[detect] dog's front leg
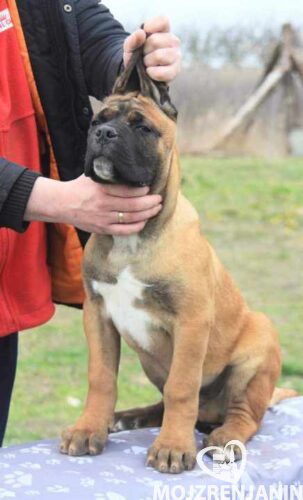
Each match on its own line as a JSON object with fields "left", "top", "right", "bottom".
{"left": 147, "top": 316, "right": 209, "bottom": 473}
{"left": 60, "top": 296, "right": 120, "bottom": 456}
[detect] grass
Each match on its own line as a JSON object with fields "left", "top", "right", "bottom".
{"left": 5, "top": 156, "right": 303, "bottom": 446}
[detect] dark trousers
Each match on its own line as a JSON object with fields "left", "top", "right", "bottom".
{"left": 0, "top": 333, "right": 18, "bottom": 446}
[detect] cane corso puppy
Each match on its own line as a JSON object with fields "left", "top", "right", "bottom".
{"left": 60, "top": 48, "right": 296, "bottom": 474}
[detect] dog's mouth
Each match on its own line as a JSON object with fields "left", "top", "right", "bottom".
{"left": 93, "top": 156, "right": 115, "bottom": 183}
{"left": 91, "top": 155, "right": 150, "bottom": 188}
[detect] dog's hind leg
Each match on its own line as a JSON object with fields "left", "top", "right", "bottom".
{"left": 110, "top": 401, "right": 164, "bottom": 432}
{"left": 203, "top": 313, "right": 281, "bottom": 459}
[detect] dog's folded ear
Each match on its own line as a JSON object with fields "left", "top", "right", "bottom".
{"left": 113, "top": 45, "right": 178, "bottom": 122}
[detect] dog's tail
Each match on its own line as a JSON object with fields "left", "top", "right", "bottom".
{"left": 269, "top": 387, "right": 299, "bottom": 406}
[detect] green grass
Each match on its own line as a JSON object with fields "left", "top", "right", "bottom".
{"left": 5, "top": 156, "right": 303, "bottom": 445}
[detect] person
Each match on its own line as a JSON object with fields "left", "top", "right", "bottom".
{"left": 0, "top": 0, "right": 181, "bottom": 446}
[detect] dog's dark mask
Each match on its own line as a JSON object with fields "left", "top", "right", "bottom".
{"left": 84, "top": 45, "right": 178, "bottom": 188}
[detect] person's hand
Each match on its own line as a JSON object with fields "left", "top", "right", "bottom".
{"left": 24, "top": 175, "right": 162, "bottom": 235}
{"left": 123, "top": 16, "right": 181, "bottom": 83}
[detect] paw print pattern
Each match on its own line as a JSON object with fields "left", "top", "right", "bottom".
{"left": 263, "top": 458, "right": 292, "bottom": 471}
{"left": 68, "top": 456, "right": 93, "bottom": 465}
{"left": 80, "top": 477, "right": 95, "bottom": 488}
{"left": 20, "top": 463, "right": 41, "bottom": 470}
{"left": 0, "top": 398, "right": 303, "bottom": 497}
{"left": 280, "top": 425, "right": 301, "bottom": 437}
{"left": 0, "top": 463, "right": 10, "bottom": 470}
{"left": 274, "top": 442, "right": 299, "bottom": 451}
{"left": 247, "top": 449, "right": 261, "bottom": 456}
{"left": 46, "top": 485, "right": 70, "bottom": 494}
{"left": 3, "top": 470, "right": 32, "bottom": 488}
{"left": 0, "top": 488, "right": 16, "bottom": 499}
{"left": 253, "top": 434, "right": 274, "bottom": 442}
{"left": 20, "top": 447, "right": 51, "bottom": 456}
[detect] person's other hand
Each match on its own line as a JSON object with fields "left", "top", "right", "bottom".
{"left": 24, "top": 175, "right": 162, "bottom": 236}
{"left": 123, "top": 16, "right": 181, "bottom": 83}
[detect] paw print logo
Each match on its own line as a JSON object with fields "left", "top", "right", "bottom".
{"left": 20, "top": 447, "right": 51, "bottom": 455}
{"left": 247, "top": 449, "right": 261, "bottom": 456}
{"left": 264, "top": 458, "right": 292, "bottom": 471}
{"left": 68, "top": 456, "right": 93, "bottom": 465}
{"left": 274, "top": 442, "right": 299, "bottom": 451}
{"left": 95, "top": 493, "right": 126, "bottom": 500}
{"left": 280, "top": 425, "right": 301, "bottom": 437}
{"left": 113, "top": 465, "right": 134, "bottom": 473}
{"left": 0, "top": 463, "right": 10, "bottom": 470}
{"left": 99, "top": 471, "right": 114, "bottom": 478}
{"left": 0, "top": 488, "right": 16, "bottom": 498}
{"left": 20, "top": 463, "right": 41, "bottom": 470}
{"left": 104, "top": 478, "right": 126, "bottom": 485}
{"left": 80, "top": 477, "right": 95, "bottom": 488}
{"left": 2, "top": 454, "right": 15, "bottom": 460}
{"left": 253, "top": 434, "right": 274, "bottom": 442}
{"left": 45, "top": 459, "right": 61, "bottom": 466}
{"left": 46, "top": 485, "right": 70, "bottom": 494}
{"left": 4, "top": 471, "right": 32, "bottom": 488}
{"left": 136, "top": 477, "right": 163, "bottom": 487}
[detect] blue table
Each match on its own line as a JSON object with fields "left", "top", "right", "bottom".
{"left": 0, "top": 397, "right": 302, "bottom": 499}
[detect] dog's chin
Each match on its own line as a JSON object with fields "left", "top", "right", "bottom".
{"left": 89, "top": 156, "right": 153, "bottom": 188}
{"left": 92, "top": 156, "right": 115, "bottom": 183}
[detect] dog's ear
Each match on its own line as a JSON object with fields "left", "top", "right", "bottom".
{"left": 113, "top": 46, "right": 178, "bottom": 122}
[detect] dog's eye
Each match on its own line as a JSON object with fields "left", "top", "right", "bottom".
{"left": 91, "top": 119, "right": 99, "bottom": 127}
{"left": 136, "top": 125, "right": 152, "bottom": 134}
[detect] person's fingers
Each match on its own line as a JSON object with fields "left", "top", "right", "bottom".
{"left": 123, "top": 29, "right": 146, "bottom": 67}
{"left": 144, "top": 47, "right": 181, "bottom": 68}
{"left": 146, "top": 62, "right": 181, "bottom": 82}
{"left": 143, "top": 16, "right": 170, "bottom": 35}
{"left": 101, "top": 184, "right": 149, "bottom": 198}
{"left": 106, "top": 194, "right": 162, "bottom": 213}
{"left": 109, "top": 204, "right": 162, "bottom": 225}
{"left": 109, "top": 221, "right": 147, "bottom": 236}
{"left": 143, "top": 32, "right": 180, "bottom": 56}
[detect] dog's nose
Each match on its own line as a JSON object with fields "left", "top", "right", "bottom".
{"left": 95, "top": 125, "right": 118, "bottom": 143}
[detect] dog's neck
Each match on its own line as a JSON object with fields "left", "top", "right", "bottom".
{"left": 141, "top": 144, "right": 180, "bottom": 240}
{"left": 104, "top": 145, "right": 180, "bottom": 256}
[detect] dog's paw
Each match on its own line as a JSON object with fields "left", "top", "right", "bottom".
{"left": 146, "top": 438, "right": 197, "bottom": 474}
{"left": 60, "top": 426, "right": 108, "bottom": 456}
{"left": 203, "top": 428, "right": 243, "bottom": 461}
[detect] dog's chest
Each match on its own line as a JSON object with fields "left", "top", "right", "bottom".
{"left": 92, "top": 267, "right": 154, "bottom": 351}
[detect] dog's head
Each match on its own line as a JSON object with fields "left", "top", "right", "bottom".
{"left": 84, "top": 46, "right": 178, "bottom": 190}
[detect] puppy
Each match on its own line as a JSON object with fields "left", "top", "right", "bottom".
{"left": 60, "top": 48, "right": 296, "bottom": 474}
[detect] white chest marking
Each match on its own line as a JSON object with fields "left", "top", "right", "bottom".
{"left": 92, "top": 267, "right": 153, "bottom": 351}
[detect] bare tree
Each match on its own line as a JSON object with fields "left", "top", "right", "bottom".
{"left": 178, "top": 25, "right": 297, "bottom": 68}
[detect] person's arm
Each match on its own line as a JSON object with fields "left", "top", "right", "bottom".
{"left": 0, "top": 159, "right": 162, "bottom": 235}
{"left": 23, "top": 175, "right": 162, "bottom": 236}
{"left": 0, "top": 158, "right": 40, "bottom": 232}
{"left": 74, "top": 0, "right": 127, "bottom": 99}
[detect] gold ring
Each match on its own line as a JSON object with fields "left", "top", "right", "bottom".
{"left": 117, "top": 212, "right": 124, "bottom": 224}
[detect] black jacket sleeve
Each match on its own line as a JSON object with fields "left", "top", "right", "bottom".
{"left": 0, "top": 158, "right": 40, "bottom": 232}
{"left": 75, "top": 0, "right": 128, "bottom": 99}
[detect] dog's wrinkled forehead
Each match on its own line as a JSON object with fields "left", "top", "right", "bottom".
{"left": 96, "top": 93, "right": 176, "bottom": 140}
{"left": 101, "top": 95, "right": 149, "bottom": 118}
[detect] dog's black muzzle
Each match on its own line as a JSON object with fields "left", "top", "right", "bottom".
{"left": 85, "top": 122, "right": 157, "bottom": 188}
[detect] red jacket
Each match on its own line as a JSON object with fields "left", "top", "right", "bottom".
{"left": 0, "top": 0, "right": 54, "bottom": 336}
{"left": 0, "top": 0, "right": 126, "bottom": 336}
